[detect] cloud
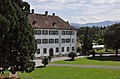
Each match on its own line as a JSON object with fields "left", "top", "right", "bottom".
{"left": 69, "top": 16, "right": 100, "bottom": 24}
{"left": 23, "top": 0, "right": 120, "bottom": 23}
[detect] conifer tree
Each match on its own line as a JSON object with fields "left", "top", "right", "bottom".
{"left": 0, "top": 0, "right": 36, "bottom": 73}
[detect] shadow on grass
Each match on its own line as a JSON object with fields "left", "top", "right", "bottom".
{"left": 36, "top": 66, "right": 45, "bottom": 68}
{"left": 87, "top": 55, "right": 120, "bottom": 61}
{"left": 64, "top": 59, "right": 75, "bottom": 61}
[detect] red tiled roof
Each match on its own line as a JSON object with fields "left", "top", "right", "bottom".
{"left": 28, "top": 13, "right": 75, "bottom": 30}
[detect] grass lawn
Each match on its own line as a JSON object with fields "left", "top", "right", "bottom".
{"left": 94, "top": 49, "right": 120, "bottom": 53}
{"left": 52, "top": 56, "right": 120, "bottom": 66}
{"left": 18, "top": 66, "right": 120, "bottom": 79}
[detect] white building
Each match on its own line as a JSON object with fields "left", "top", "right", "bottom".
{"left": 28, "top": 10, "right": 76, "bottom": 58}
{"left": 92, "top": 43, "right": 105, "bottom": 49}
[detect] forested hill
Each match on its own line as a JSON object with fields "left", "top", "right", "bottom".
{"left": 71, "top": 21, "right": 120, "bottom": 28}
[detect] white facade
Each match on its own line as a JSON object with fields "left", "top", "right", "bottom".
{"left": 34, "top": 29, "right": 76, "bottom": 57}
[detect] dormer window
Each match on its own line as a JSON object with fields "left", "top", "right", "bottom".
{"left": 32, "top": 21, "right": 37, "bottom": 25}
{"left": 52, "top": 22, "right": 56, "bottom": 26}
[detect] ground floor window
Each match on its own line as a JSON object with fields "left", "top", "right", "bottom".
{"left": 36, "top": 49, "right": 40, "bottom": 54}
{"left": 72, "top": 47, "right": 75, "bottom": 51}
{"left": 43, "top": 48, "right": 47, "bottom": 54}
{"left": 66, "top": 47, "right": 69, "bottom": 52}
{"left": 56, "top": 47, "right": 59, "bottom": 52}
{"left": 61, "top": 47, "right": 64, "bottom": 52}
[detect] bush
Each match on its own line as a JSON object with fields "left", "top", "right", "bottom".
{"left": 68, "top": 52, "right": 77, "bottom": 61}
{"left": 41, "top": 56, "right": 49, "bottom": 67}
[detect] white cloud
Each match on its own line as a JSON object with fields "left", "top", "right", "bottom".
{"left": 69, "top": 16, "right": 100, "bottom": 24}
{"left": 23, "top": 0, "right": 120, "bottom": 23}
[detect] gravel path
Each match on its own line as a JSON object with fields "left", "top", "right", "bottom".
{"left": 34, "top": 55, "right": 120, "bottom": 69}
{"left": 34, "top": 56, "right": 85, "bottom": 67}
{"left": 48, "top": 64, "right": 120, "bottom": 69}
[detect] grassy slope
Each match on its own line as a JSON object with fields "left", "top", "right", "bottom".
{"left": 52, "top": 57, "right": 120, "bottom": 66}
{"left": 19, "top": 66, "right": 120, "bottom": 79}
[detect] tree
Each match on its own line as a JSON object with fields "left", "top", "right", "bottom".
{"left": 104, "top": 23, "right": 120, "bottom": 56}
{"left": 81, "top": 27, "right": 93, "bottom": 55}
{"left": 0, "top": 0, "right": 36, "bottom": 74}
{"left": 68, "top": 52, "right": 77, "bottom": 61}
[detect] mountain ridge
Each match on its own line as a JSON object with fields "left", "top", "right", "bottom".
{"left": 71, "top": 21, "right": 120, "bottom": 28}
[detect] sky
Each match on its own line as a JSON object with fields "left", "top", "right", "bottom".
{"left": 23, "top": 0, "right": 120, "bottom": 24}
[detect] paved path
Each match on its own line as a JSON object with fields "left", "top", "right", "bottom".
{"left": 34, "top": 56, "right": 85, "bottom": 67}
{"left": 48, "top": 64, "right": 120, "bottom": 69}
{"left": 34, "top": 55, "right": 120, "bottom": 69}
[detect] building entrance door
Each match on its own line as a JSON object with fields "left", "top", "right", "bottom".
{"left": 49, "top": 48, "right": 54, "bottom": 56}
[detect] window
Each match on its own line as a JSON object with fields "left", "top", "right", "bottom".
{"left": 66, "top": 47, "right": 69, "bottom": 52}
{"left": 62, "top": 31, "right": 65, "bottom": 35}
{"left": 72, "top": 47, "right": 75, "bottom": 51}
{"left": 62, "top": 39, "right": 65, "bottom": 43}
{"left": 72, "top": 39, "right": 74, "bottom": 43}
{"left": 49, "top": 30, "right": 58, "bottom": 35}
{"left": 42, "top": 39, "right": 48, "bottom": 44}
{"left": 49, "top": 30, "right": 52, "bottom": 35}
{"left": 61, "top": 47, "right": 64, "bottom": 52}
{"left": 34, "top": 30, "right": 41, "bottom": 35}
{"left": 56, "top": 47, "right": 59, "bottom": 52}
{"left": 72, "top": 31, "right": 74, "bottom": 35}
{"left": 42, "top": 30, "right": 48, "bottom": 35}
{"left": 66, "top": 38, "right": 70, "bottom": 43}
{"left": 43, "top": 48, "right": 47, "bottom": 54}
{"left": 49, "top": 39, "right": 54, "bottom": 44}
{"left": 55, "top": 39, "right": 59, "bottom": 43}
{"left": 36, "top": 39, "right": 41, "bottom": 44}
{"left": 66, "top": 31, "right": 70, "bottom": 35}
{"left": 36, "top": 49, "right": 40, "bottom": 54}
{"left": 53, "top": 31, "right": 58, "bottom": 35}
{"left": 32, "top": 21, "right": 37, "bottom": 25}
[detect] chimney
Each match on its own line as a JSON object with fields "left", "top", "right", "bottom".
{"left": 45, "top": 11, "right": 48, "bottom": 16}
{"left": 31, "top": 9, "right": 34, "bottom": 14}
{"left": 66, "top": 21, "right": 69, "bottom": 23}
{"left": 52, "top": 13, "right": 55, "bottom": 16}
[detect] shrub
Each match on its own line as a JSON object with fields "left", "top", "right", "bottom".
{"left": 68, "top": 52, "right": 77, "bottom": 61}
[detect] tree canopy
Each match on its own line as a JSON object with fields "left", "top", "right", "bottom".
{"left": 0, "top": 0, "right": 36, "bottom": 73}
{"left": 104, "top": 23, "right": 120, "bottom": 56}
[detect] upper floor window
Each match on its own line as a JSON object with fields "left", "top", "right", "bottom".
{"left": 42, "top": 30, "right": 48, "bottom": 35}
{"left": 62, "top": 31, "right": 65, "bottom": 35}
{"left": 66, "top": 31, "right": 70, "bottom": 35}
{"left": 72, "top": 39, "right": 74, "bottom": 43}
{"left": 66, "top": 38, "right": 70, "bottom": 43}
{"left": 34, "top": 30, "right": 41, "bottom": 35}
{"left": 72, "top": 31, "right": 74, "bottom": 35}
{"left": 55, "top": 39, "right": 59, "bottom": 43}
{"left": 49, "top": 30, "right": 58, "bottom": 35}
{"left": 36, "top": 39, "right": 41, "bottom": 44}
{"left": 49, "top": 39, "right": 54, "bottom": 44}
{"left": 62, "top": 39, "right": 65, "bottom": 43}
{"left": 42, "top": 39, "right": 48, "bottom": 44}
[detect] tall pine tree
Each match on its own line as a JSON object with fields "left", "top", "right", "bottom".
{"left": 0, "top": 0, "right": 36, "bottom": 73}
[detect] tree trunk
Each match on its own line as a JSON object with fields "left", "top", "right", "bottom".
{"left": 9, "top": 72, "right": 19, "bottom": 79}
{"left": 72, "top": 57, "right": 75, "bottom": 61}
{"left": 115, "top": 48, "right": 118, "bottom": 56}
